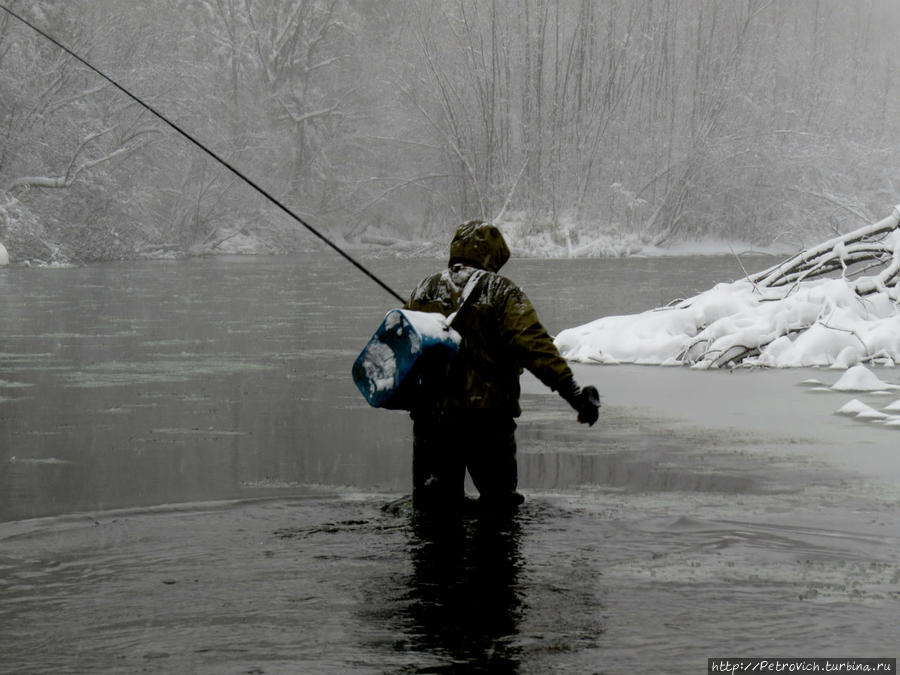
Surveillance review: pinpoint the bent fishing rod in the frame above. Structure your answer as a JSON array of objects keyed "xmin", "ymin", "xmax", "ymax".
[{"xmin": 0, "ymin": 3, "xmax": 406, "ymax": 305}]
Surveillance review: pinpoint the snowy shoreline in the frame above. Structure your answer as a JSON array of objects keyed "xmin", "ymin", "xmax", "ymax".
[
  {"xmin": 556, "ymin": 276, "xmax": 900, "ymax": 370},
  {"xmin": 557, "ymin": 208, "xmax": 900, "ymax": 371}
]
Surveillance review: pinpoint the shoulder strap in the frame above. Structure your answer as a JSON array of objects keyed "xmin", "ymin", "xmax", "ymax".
[{"xmin": 447, "ymin": 269, "xmax": 487, "ymax": 329}]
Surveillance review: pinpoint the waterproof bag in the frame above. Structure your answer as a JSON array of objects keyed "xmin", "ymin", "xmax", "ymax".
[{"xmin": 352, "ymin": 271, "xmax": 485, "ymax": 410}]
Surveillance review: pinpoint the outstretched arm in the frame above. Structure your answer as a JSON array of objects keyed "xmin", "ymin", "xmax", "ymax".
[{"xmin": 501, "ymin": 284, "xmax": 600, "ymax": 425}]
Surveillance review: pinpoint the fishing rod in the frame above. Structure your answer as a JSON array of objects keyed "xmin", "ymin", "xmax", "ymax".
[{"xmin": 0, "ymin": 3, "xmax": 406, "ymax": 305}]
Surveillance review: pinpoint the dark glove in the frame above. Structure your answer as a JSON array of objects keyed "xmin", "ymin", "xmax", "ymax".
[
  {"xmin": 557, "ymin": 378, "xmax": 600, "ymax": 427},
  {"xmin": 573, "ymin": 385, "xmax": 600, "ymax": 426}
]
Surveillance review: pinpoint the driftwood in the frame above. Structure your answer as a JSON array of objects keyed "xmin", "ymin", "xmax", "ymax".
[
  {"xmin": 679, "ymin": 205, "xmax": 900, "ymax": 368},
  {"xmin": 749, "ymin": 205, "xmax": 900, "ymax": 295}
]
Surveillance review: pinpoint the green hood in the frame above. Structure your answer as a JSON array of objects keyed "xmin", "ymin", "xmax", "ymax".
[{"xmin": 448, "ymin": 220, "xmax": 510, "ymax": 273}]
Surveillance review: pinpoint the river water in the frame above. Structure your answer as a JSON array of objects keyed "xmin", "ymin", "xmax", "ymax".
[{"xmin": 1, "ymin": 254, "xmax": 898, "ymax": 673}]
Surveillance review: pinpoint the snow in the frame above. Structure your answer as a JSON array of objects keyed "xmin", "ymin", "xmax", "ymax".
[
  {"xmin": 815, "ymin": 366, "xmax": 900, "ymax": 430},
  {"xmin": 493, "ymin": 212, "xmax": 789, "ymax": 259},
  {"xmin": 354, "ymin": 309, "xmax": 462, "ymax": 406},
  {"xmin": 856, "ymin": 407, "xmax": 889, "ymax": 420},
  {"xmin": 556, "ymin": 209, "xmax": 900, "ymax": 370},
  {"xmin": 384, "ymin": 309, "xmax": 461, "ymax": 356},
  {"xmin": 835, "ymin": 399, "xmax": 872, "ymax": 416},
  {"xmin": 401, "ymin": 310, "xmax": 460, "ymax": 347},
  {"xmin": 0, "ymin": 242, "xmax": 8, "ymax": 266},
  {"xmin": 553, "ymin": 235, "xmax": 900, "ymax": 435},
  {"xmin": 357, "ymin": 309, "xmax": 454, "ymax": 397},
  {"xmin": 211, "ymin": 232, "xmax": 268, "ymax": 255},
  {"xmin": 830, "ymin": 364, "xmax": 899, "ymax": 392},
  {"xmin": 556, "ymin": 276, "xmax": 900, "ymax": 370},
  {"xmin": 833, "ymin": 391, "xmax": 900, "ymax": 430},
  {"xmin": 359, "ymin": 341, "xmax": 397, "ymax": 395}
]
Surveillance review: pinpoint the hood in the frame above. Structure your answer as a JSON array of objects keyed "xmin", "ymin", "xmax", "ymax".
[{"xmin": 448, "ymin": 220, "xmax": 510, "ymax": 273}]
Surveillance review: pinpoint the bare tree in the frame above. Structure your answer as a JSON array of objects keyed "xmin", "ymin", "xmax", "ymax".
[{"xmin": 5, "ymin": 0, "xmax": 900, "ymax": 259}]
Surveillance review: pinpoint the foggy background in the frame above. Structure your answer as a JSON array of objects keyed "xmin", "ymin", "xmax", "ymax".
[{"xmin": 2, "ymin": 0, "xmax": 899, "ymax": 261}]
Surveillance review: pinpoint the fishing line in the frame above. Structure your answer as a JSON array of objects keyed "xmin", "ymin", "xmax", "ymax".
[{"xmin": 0, "ymin": 3, "xmax": 406, "ymax": 304}]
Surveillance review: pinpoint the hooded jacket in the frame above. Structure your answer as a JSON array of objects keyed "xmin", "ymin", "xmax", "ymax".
[{"xmin": 405, "ymin": 220, "xmax": 575, "ymax": 417}]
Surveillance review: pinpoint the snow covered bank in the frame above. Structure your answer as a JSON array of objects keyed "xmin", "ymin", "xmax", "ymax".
[
  {"xmin": 557, "ymin": 276, "xmax": 900, "ymax": 368},
  {"xmin": 496, "ymin": 213, "xmax": 789, "ymax": 259},
  {"xmin": 557, "ymin": 206, "xmax": 900, "ymax": 369},
  {"xmin": 354, "ymin": 211, "xmax": 791, "ymax": 261}
]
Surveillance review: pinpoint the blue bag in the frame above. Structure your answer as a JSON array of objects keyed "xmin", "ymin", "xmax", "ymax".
[{"xmin": 352, "ymin": 270, "xmax": 485, "ymax": 410}]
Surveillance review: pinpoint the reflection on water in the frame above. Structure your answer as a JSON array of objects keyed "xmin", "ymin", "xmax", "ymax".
[
  {"xmin": 401, "ymin": 509, "xmax": 525, "ymax": 673},
  {"xmin": 0, "ymin": 489, "xmax": 898, "ymax": 674}
]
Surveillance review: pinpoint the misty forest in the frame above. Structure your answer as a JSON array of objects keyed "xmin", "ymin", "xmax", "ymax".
[{"xmin": 1, "ymin": 0, "xmax": 899, "ymax": 263}]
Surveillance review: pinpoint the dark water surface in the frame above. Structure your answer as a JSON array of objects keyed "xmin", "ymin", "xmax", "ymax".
[
  {"xmin": 0, "ymin": 253, "xmax": 762, "ymax": 521},
  {"xmin": 2, "ymin": 253, "xmax": 899, "ymax": 674}
]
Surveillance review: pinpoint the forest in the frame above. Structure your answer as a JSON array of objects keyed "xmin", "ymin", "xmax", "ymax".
[{"xmin": 1, "ymin": 0, "xmax": 899, "ymax": 262}]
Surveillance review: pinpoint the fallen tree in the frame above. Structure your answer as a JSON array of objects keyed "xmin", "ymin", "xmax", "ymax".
[
  {"xmin": 556, "ymin": 205, "xmax": 900, "ymax": 369},
  {"xmin": 748, "ymin": 207, "xmax": 900, "ymax": 296}
]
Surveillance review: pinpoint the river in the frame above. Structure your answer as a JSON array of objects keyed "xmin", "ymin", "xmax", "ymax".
[{"xmin": 1, "ymin": 254, "xmax": 898, "ymax": 673}]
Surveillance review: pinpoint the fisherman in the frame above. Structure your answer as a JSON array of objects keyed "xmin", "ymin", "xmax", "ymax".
[{"xmin": 405, "ymin": 220, "xmax": 600, "ymax": 511}]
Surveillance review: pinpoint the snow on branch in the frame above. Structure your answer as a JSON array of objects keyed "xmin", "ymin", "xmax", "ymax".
[
  {"xmin": 4, "ymin": 123, "xmax": 157, "ymax": 193},
  {"xmin": 556, "ymin": 205, "xmax": 900, "ymax": 369},
  {"xmin": 749, "ymin": 205, "xmax": 900, "ymax": 291}
]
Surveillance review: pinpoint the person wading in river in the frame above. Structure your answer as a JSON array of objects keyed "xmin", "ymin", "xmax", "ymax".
[{"xmin": 405, "ymin": 220, "xmax": 600, "ymax": 511}]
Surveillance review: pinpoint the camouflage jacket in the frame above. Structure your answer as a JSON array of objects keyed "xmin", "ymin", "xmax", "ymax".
[{"xmin": 405, "ymin": 221, "xmax": 574, "ymax": 417}]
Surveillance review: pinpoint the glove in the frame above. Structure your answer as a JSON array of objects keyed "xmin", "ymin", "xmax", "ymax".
[
  {"xmin": 557, "ymin": 378, "xmax": 601, "ymax": 427},
  {"xmin": 573, "ymin": 385, "xmax": 600, "ymax": 426}
]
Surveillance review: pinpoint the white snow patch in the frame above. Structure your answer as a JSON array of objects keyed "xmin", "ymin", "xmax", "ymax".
[
  {"xmin": 857, "ymin": 408, "xmax": 889, "ymax": 420},
  {"xmin": 883, "ymin": 400, "xmax": 900, "ymax": 412},
  {"xmin": 835, "ymin": 399, "xmax": 871, "ymax": 416},
  {"xmin": 402, "ymin": 310, "xmax": 459, "ymax": 344},
  {"xmin": 486, "ymin": 210, "xmax": 793, "ymax": 260},
  {"xmin": 834, "ymin": 397, "xmax": 900, "ymax": 430},
  {"xmin": 830, "ymin": 365, "xmax": 899, "ymax": 392},
  {"xmin": 557, "ymin": 273, "xmax": 900, "ymax": 369},
  {"xmin": 359, "ymin": 341, "xmax": 397, "ymax": 395}
]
